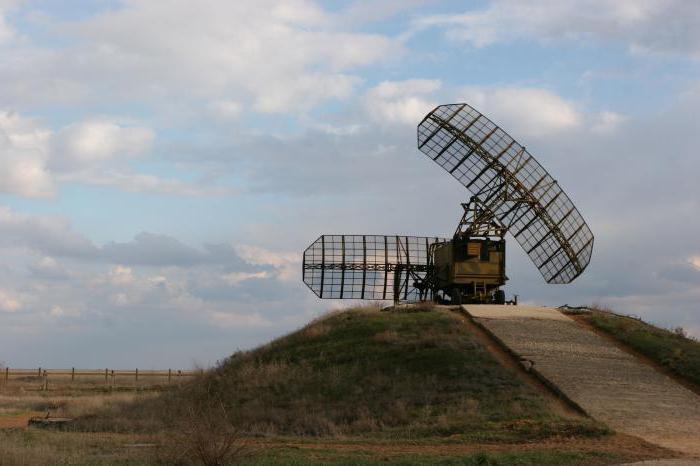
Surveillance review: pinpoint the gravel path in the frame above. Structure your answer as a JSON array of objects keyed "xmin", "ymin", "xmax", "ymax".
[{"xmin": 463, "ymin": 305, "xmax": 700, "ymax": 457}]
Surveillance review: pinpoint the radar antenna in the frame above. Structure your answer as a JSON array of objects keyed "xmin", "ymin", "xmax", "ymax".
[
  {"xmin": 417, "ymin": 103, "xmax": 593, "ymax": 283},
  {"xmin": 302, "ymin": 235, "xmax": 447, "ymax": 302}
]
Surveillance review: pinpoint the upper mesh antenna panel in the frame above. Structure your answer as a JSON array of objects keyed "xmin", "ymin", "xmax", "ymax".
[{"xmin": 417, "ymin": 103, "xmax": 594, "ymax": 283}]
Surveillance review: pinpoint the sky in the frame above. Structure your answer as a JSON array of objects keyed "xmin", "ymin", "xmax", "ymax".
[{"xmin": 0, "ymin": 0, "xmax": 699, "ymax": 368}]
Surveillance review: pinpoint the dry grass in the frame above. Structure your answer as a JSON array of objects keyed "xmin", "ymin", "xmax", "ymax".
[
  {"xmin": 0, "ymin": 372, "xmax": 186, "ymax": 394},
  {"xmin": 0, "ymin": 430, "xmax": 155, "ymax": 465},
  {"xmin": 72, "ymin": 305, "xmax": 608, "ymax": 442},
  {"xmin": 0, "ymin": 392, "xmax": 154, "ymax": 419},
  {"xmin": 579, "ymin": 305, "xmax": 700, "ymax": 388}
]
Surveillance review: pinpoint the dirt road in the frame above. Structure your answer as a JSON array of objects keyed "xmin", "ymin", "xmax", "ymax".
[{"xmin": 462, "ymin": 305, "xmax": 700, "ymax": 457}]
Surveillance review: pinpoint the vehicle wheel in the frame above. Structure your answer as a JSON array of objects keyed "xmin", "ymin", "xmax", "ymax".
[{"xmin": 494, "ymin": 289, "xmax": 506, "ymax": 305}]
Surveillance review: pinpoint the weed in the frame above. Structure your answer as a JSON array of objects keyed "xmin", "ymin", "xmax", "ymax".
[{"xmin": 582, "ymin": 306, "xmax": 700, "ymax": 388}]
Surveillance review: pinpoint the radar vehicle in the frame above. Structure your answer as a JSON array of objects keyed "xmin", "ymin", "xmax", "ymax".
[{"xmin": 302, "ymin": 103, "xmax": 594, "ymax": 304}]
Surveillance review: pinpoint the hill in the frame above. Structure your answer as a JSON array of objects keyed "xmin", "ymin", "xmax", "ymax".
[
  {"xmin": 186, "ymin": 305, "xmax": 608, "ymax": 439},
  {"xmin": 69, "ymin": 305, "xmax": 678, "ymax": 465},
  {"xmin": 84, "ymin": 306, "xmax": 600, "ymax": 439}
]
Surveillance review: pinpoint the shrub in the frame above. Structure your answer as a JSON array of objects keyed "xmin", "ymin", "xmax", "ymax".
[{"xmin": 155, "ymin": 383, "xmax": 251, "ymax": 466}]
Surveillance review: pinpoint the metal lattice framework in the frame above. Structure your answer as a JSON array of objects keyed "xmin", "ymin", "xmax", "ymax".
[
  {"xmin": 303, "ymin": 235, "xmax": 447, "ymax": 300},
  {"xmin": 417, "ymin": 103, "xmax": 594, "ymax": 283}
]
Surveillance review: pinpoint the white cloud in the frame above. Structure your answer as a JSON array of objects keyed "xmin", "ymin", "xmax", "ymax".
[
  {"xmin": 365, "ymin": 79, "xmax": 441, "ymax": 126},
  {"xmin": 0, "ymin": 288, "xmax": 21, "ymax": 312},
  {"xmin": 458, "ymin": 86, "xmax": 581, "ymax": 137},
  {"xmin": 28, "ymin": 256, "xmax": 70, "ymax": 279},
  {"xmin": 0, "ymin": 111, "xmax": 53, "ymax": 197},
  {"xmin": 312, "ymin": 122, "xmax": 364, "ymax": 136},
  {"xmin": 689, "ymin": 256, "xmax": 700, "ymax": 270},
  {"xmin": 51, "ymin": 119, "xmax": 153, "ymax": 169},
  {"xmin": 108, "ymin": 265, "xmax": 134, "ymax": 285},
  {"xmin": 0, "ymin": 1, "xmax": 401, "ymax": 114},
  {"xmin": 416, "ymin": 0, "xmax": 700, "ymax": 59},
  {"xmin": 236, "ymin": 245, "xmax": 298, "ymax": 281},
  {"xmin": 208, "ymin": 100, "xmax": 243, "ymax": 120},
  {"xmin": 0, "ymin": 109, "xmax": 224, "ymax": 198},
  {"xmin": 591, "ymin": 111, "xmax": 627, "ymax": 134},
  {"xmin": 209, "ymin": 311, "xmax": 272, "ymax": 328},
  {"xmin": 254, "ymin": 74, "xmax": 359, "ymax": 113},
  {"xmin": 60, "ymin": 170, "xmax": 234, "ymax": 197},
  {"xmin": 0, "ymin": 1, "xmax": 18, "ymax": 45},
  {"xmin": 49, "ymin": 305, "xmax": 80, "ymax": 318},
  {"xmin": 0, "ymin": 205, "xmax": 96, "ymax": 257},
  {"xmin": 222, "ymin": 271, "xmax": 269, "ymax": 286},
  {"xmin": 271, "ymin": 0, "xmax": 327, "ymax": 26}
]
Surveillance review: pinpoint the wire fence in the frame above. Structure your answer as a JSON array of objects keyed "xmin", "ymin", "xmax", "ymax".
[{"xmin": 1, "ymin": 367, "xmax": 203, "ymax": 391}]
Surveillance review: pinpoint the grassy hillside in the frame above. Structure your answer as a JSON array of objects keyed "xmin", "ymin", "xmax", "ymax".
[
  {"xmin": 78, "ymin": 306, "xmax": 604, "ymax": 443},
  {"xmin": 577, "ymin": 308, "xmax": 700, "ymax": 388}
]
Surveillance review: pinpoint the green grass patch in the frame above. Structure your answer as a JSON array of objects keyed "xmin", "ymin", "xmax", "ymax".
[
  {"xmin": 245, "ymin": 446, "xmax": 617, "ymax": 465},
  {"xmin": 76, "ymin": 306, "xmax": 605, "ymax": 443},
  {"xmin": 581, "ymin": 309, "xmax": 700, "ymax": 388}
]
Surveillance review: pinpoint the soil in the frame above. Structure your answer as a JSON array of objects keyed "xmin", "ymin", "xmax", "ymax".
[
  {"xmin": 255, "ymin": 432, "xmax": 676, "ymax": 464},
  {"xmin": 0, "ymin": 411, "xmax": 41, "ymax": 429}
]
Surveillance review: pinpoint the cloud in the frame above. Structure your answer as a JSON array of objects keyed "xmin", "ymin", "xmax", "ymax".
[
  {"xmin": 207, "ymin": 100, "xmax": 243, "ymax": 120},
  {"xmin": 28, "ymin": 256, "xmax": 70, "ymax": 280},
  {"xmin": 457, "ymin": 86, "xmax": 581, "ymax": 137},
  {"xmin": 659, "ymin": 262, "xmax": 700, "ymax": 284},
  {"xmin": 690, "ymin": 256, "xmax": 700, "ymax": 270},
  {"xmin": 0, "ymin": 1, "xmax": 18, "ymax": 45},
  {"xmin": 0, "ymin": 206, "xmax": 273, "ymax": 272},
  {"xmin": 660, "ymin": 256, "xmax": 700, "ymax": 285},
  {"xmin": 0, "ymin": 1, "xmax": 401, "ymax": 114},
  {"xmin": 0, "ymin": 206, "xmax": 97, "ymax": 258},
  {"xmin": 416, "ymin": 0, "xmax": 700, "ymax": 59},
  {"xmin": 365, "ymin": 79, "xmax": 441, "ymax": 126},
  {"xmin": 591, "ymin": 111, "xmax": 627, "ymax": 134},
  {"xmin": 0, "ymin": 109, "xmax": 226, "ymax": 198},
  {"xmin": 0, "ymin": 289, "xmax": 21, "ymax": 312},
  {"xmin": 48, "ymin": 304, "xmax": 81, "ymax": 318},
  {"xmin": 101, "ymin": 233, "xmax": 207, "ymax": 267},
  {"xmin": 222, "ymin": 271, "xmax": 270, "ymax": 286},
  {"xmin": 99, "ymin": 234, "xmax": 275, "ymax": 269},
  {"xmin": 0, "ymin": 111, "xmax": 53, "ymax": 197},
  {"xmin": 209, "ymin": 310, "xmax": 272, "ymax": 328},
  {"xmin": 50, "ymin": 119, "xmax": 154, "ymax": 170},
  {"xmin": 60, "ymin": 170, "xmax": 235, "ymax": 197},
  {"xmin": 236, "ymin": 245, "xmax": 299, "ymax": 281}
]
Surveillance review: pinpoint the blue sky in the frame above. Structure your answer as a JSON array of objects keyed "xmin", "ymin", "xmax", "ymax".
[{"xmin": 0, "ymin": 0, "xmax": 699, "ymax": 368}]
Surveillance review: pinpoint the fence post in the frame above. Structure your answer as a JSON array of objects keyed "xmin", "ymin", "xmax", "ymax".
[
  {"xmin": 135, "ymin": 368, "xmax": 138, "ymax": 382},
  {"xmin": 71, "ymin": 367, "xmax": 75, "ymax": 382},
  {"xmin": 111, "ymin": 370, "xmax": 115, "ymax": 388},
  {"xmin": 38, "ymin": 367, "xmax": 41, "ymax": 376},
  {"xmin": 168, "ymin": 368, "xmax": 171, "ymax": 384},
  {"xmin": 104, "ymin": 368, "xmax": 108, "ymax": 385},
  {"xmin": 42, "ymin": 370, "xmax": 48, "ymax": 391},
  {"xmin": 4, "ymin": 367, "xmax": 8, "ymax": 385}
]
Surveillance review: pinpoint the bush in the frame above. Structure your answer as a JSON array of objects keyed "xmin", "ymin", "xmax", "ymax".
[{"xmin": 155, "ymin": 382, "xmax": 252, "ymax": 466}]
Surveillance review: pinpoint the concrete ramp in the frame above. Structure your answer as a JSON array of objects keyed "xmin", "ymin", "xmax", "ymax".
[{"xmin": 463, "ymin": 305, "xmax": 700, "ymax": 456}]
